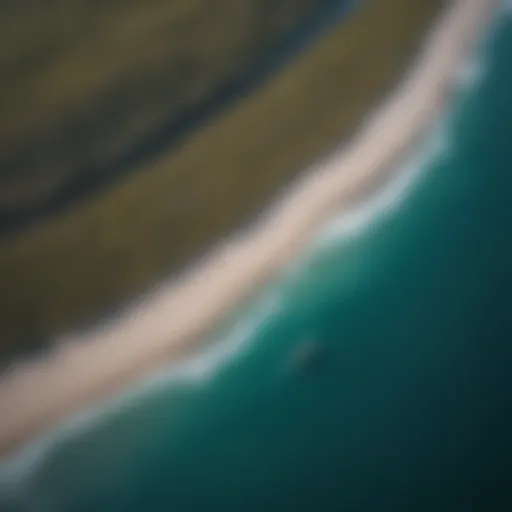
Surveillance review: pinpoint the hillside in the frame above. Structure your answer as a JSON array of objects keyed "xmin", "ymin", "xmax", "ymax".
[
  {"xmin": 0, "ymin": 0, "xmax": 340, "ymax": 227},
  {"xmin": 0, "ymin": 0, "xmax": 442, "ymax": 361}
]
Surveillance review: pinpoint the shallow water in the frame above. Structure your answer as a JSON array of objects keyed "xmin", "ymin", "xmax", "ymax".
[{"xmin": 1, "ymin": 4, "xmax": 512, "ymax": 512}]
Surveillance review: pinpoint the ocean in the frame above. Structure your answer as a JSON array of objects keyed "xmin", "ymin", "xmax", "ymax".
[{"xmin": 1, "ymin": 3, "xmax": 512, "ymax": 511}]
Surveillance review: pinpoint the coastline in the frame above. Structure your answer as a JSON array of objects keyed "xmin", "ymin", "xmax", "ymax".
[{"xmin": 0, "ymin": 0, "xmax": 497, "ymax": 458}]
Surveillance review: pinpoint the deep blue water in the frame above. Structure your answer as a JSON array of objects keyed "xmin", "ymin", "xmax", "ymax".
[{"xmin": 2, "ymin": 4, "xmax": 512, "ymax": 512}]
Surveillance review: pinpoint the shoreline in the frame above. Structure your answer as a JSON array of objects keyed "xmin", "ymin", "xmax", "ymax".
[
  {"xmin": 0, "ymin": 0, "xmax": 497, "ymax": 458},
  {"xmin": 0, "ymin": 0, "xmax": 443, "ymax": 365}
]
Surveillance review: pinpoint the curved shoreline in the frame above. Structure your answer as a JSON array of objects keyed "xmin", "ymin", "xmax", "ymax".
[{"xmin": 0, "ymin": 0, "xmax": 497, "ymax": 457}]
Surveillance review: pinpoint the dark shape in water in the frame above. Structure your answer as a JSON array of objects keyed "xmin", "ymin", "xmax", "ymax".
[{"xmin": 288, "ymin": 339, "xmax": 327, "ymax": 373}]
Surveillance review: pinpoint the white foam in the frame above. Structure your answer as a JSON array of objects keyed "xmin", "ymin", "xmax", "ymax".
[
  {"xmin": 457, "ymin": 58, "xmax": 485, "ymax": 88},
  {"xmin": 156, "ymin": 290, "xmax": 283, "ymax": 386},
  {"xmin": 314, "ymin": 13, "xmax": 495, "ymax": 253},
  {"xmin": 0, "ymin": 290, "xmax": 283, "ymax": 485},
  {"xmin": 314, "ymin": 114, "xmax": 452, "ymax": 250},
  {"xmin": 455, "ymin": 17, "xmax": 492, "ymax": 94}
]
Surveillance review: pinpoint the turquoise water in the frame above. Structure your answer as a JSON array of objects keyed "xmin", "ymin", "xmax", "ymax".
[{"xmin": 2, "ymin": 5, "xmax": 512, "ymax": 512}]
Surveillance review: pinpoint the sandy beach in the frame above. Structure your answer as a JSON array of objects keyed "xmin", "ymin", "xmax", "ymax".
[{"xmin": 0, "ymin": 0, "xmax": 498, "ymax": 457}]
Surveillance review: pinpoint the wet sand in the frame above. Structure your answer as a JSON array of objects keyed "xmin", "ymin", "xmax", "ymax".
[{"xmin": 0, "ymin": 0, "xmax": 497, "ymax": 457}]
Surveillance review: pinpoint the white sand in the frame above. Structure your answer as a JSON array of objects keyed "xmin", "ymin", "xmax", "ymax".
[{"xmin": 0, "ymin": 0, "xmax": 497, "ymax": 457}]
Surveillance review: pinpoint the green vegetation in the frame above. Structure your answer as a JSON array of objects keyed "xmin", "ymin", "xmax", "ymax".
[
  {"xmin": 0, "ymin": 0, "xmax": 334, "ymax": 211},
  {"xmin": 0, "ymin": 0, "xmax": 442, "ymax": 359}
]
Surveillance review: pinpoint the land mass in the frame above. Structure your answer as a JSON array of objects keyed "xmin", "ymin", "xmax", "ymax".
[
  {"xmin": 0, "ymin": 0, "xmax": 349, "ymax": 234},
  {"xmin": 0, "ymin": 0, "xmax": 441, "ymax": 362}
]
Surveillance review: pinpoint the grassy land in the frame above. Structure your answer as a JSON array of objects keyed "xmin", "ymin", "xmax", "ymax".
[
  {"xmin": 0, "ymin": 0, "xmax": 442, "ymax": 360},
  {"xmin": 0, "ymin": 0, "xmax": 331, "ymax": 212}
]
